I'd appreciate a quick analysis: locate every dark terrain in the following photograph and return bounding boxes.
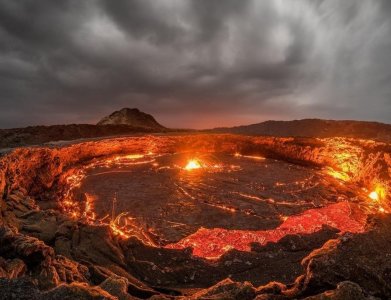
[212,119,391,142]
[0,124,165,149]
[1,109,390,148]
[0,133,390,299]
[0,108,168,148]
[97,108,165,129]
[0,110,391,299]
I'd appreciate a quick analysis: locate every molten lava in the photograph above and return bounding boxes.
[326,167,350,182]
[184,159,202,170]
[121,154,145,160]
[58,138,389,257]
[369,191,379,201]
[373,183,387,201]
[235,153,266,160]
[368,183,388,213]
[166,202,367,259]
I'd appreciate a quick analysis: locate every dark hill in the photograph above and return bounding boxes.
[97,108,165,129]
[211,119,391,142]
[0,108,168,148]
[0,124,164,148]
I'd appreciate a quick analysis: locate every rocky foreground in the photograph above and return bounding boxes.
[0,134,390,299]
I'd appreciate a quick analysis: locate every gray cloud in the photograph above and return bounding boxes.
[0,0,390,128]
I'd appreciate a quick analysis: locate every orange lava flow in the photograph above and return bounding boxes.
[234,153,266,160]
[165,202,367,260]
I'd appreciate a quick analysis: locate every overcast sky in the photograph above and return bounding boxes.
[0,0,390,129]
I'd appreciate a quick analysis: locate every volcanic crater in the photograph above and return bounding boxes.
[1,134,391,299]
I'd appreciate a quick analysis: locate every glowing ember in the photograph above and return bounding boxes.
[122,154,145,159]
[369,191,379,201]
[374,184,386,200]
[368,183,388,213]
[235,153,265,160]
[185,159,202,170]
[166,202,367,259]
[369,183,387,203]
[326,168,350,182]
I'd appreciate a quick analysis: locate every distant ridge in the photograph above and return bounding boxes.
[97,108,165,130]
[0,108,167,148]
[211,119,391,142]
[1,114,390,149]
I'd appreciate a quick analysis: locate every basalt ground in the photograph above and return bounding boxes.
[0,134,390,299]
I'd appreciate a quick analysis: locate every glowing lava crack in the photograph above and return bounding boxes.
[166,202,367,259]
[1,134,391,299]
[184,159,202,170]
[61,147,383,260]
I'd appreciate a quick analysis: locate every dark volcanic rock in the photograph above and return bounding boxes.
[97,108,165,130]
[302,281,375,300]
[0,257,26,279]
[99,276,137,300]
[0,107,168,148]
[0,134,390,299]
[0,278,116,300]
[0,226,54,265]
[296,216,391,299]
[191,278,256,299]
[44,283,116,300]
[251,217,391,299]
[0,225,91,289]
[0,278,41,300]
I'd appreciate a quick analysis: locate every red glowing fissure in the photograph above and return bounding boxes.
[165,202,367,259]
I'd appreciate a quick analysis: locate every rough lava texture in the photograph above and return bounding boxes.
[0,134,390,299]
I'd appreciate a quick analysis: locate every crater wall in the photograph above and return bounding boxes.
[0,134,391,299]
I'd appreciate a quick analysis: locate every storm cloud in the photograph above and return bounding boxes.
[0,0,390,128]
